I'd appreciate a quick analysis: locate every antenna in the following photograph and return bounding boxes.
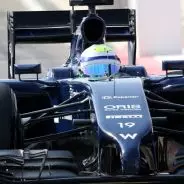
[113,53,116,96]
[106,49,116,96]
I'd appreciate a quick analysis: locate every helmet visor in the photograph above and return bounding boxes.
[82,63,120,77]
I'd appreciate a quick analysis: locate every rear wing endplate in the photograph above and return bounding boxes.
[7,9,136,78]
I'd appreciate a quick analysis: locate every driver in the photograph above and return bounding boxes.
[77,44,121,78]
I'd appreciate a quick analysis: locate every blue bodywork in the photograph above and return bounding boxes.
[3,61,184,175]
[4,6,184,176]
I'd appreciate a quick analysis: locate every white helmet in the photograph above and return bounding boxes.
[79,44,121,77]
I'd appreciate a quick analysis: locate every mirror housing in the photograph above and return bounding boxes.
[14,64,41,80]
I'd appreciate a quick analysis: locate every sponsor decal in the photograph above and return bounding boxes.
[104,104,141,111]
[119,133,138,140]
[102,96,139,100]
[106,114,143,119]
[94,45,113,53]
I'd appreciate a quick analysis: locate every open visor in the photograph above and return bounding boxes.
[82,63,120,77]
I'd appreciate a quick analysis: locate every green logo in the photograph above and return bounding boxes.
[94,44,113,53]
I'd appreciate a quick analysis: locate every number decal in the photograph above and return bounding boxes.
[118,122,135,129]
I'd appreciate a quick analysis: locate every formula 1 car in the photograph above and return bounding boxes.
[0,0,184,183]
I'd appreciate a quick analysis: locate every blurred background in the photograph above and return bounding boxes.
[0,0,183,78]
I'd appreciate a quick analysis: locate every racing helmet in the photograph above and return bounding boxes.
[79,44,121,77]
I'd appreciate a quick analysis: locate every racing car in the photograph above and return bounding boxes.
[0,0,184,183]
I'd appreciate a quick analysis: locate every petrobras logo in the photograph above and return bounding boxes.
[102,96,139,100]
[104,104,141,111]
[106,114,143,119]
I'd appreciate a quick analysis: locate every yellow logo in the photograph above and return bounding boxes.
[94,44,113,53]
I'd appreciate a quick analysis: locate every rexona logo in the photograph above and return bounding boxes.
[102,96,139,100]
[106,115,143,119]
[104,105,141,111]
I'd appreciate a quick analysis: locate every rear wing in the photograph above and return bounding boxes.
[7,9,136,79]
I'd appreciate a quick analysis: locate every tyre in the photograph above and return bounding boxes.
[0,83,17,149]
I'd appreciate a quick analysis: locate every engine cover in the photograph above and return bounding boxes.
[88,77,153,174]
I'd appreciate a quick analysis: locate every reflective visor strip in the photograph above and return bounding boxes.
[81,55,120,62]
[82,63,120,77]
